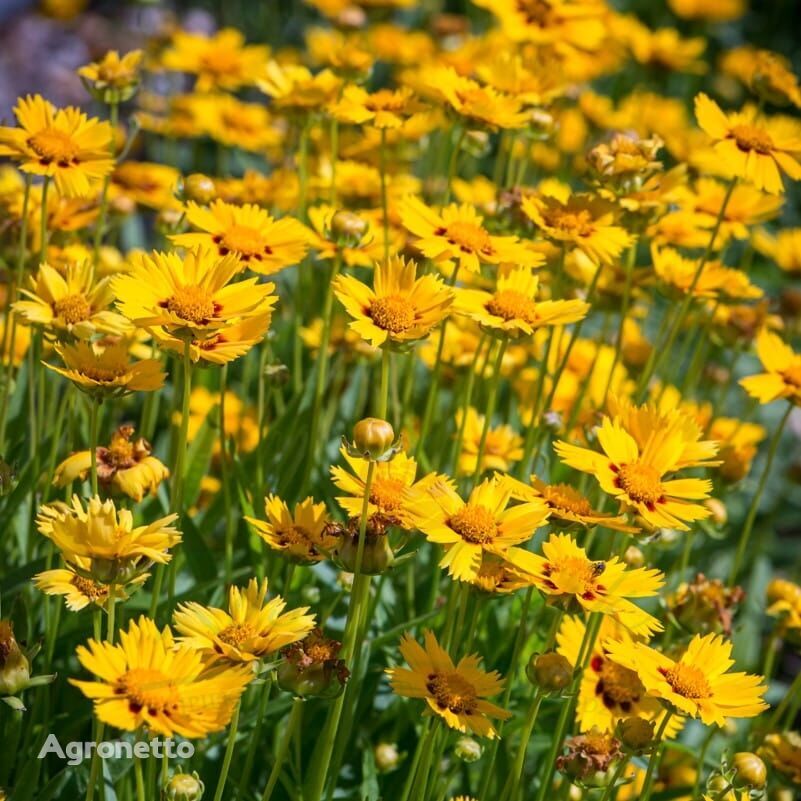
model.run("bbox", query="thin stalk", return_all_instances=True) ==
[597,756,629,801]
[501,690,544,801]
[398,719,435,801]
[471,337,508,486]
[89,397,100,495]
[449,334,487,473]
[601,241,636,402]
[260,698,304,801]
[211,701,240,801]
[379,128,390,263]
[238,675,273,795]
[518,327,554,477]
[92,102,119,269]
[220,365,235,583]
[639,711,673,801]
[377,347,390,420]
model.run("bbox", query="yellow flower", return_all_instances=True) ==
[739,328,801,405]
[54,425,169,502]
[668,0,744,21]
[78,50,143,102]
[605,633,767,725]
[14,261,128,340]
[626,22,706,74]
[161,28,269,92]
[183,387,259,456]
[510,533,664,637]
[110,161,182,211]
[245,495,334,564]
[112,247,275,340]
[753,227,801,273]
[455,407,523,476]
[258,62,342,110]
[722,46,801,109]
[709,418,766,482]
[172,200,310,275]
[173,578,315,664]
[0,313,30,367]
[766,578,801,635]
[334,255,453,349]
[330,85,423,129]
[412,476,550,582]
[45,340,165,398]
[386,630,510,738]
[0,94,114,196]
[399,196,541,274]
[454,267,589,339]
[694,93,801,194]
[307,205,399,268]
[71,616,252,737]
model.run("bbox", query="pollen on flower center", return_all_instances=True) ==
[426,671,478,714]
[543,484,593,516]
[366,90,406,112]
[616,463,663,505]
[165,285,217,324]
[54,294,92,325]
[543,208,594,237]
[220,224,269,258]
[80,359,128,383]
[106,436,135,467]
[442,221,491,253]
[116,667,178,712]
[306,641,338,662]
[217,622,254,647]
[369,477,406,512]
[71,574,107,602]
[28,128,80,164]
[547,555,602,595]
[659,663,711,699]
[517,0,552,25]
[486,289,538,323]
[594,657,644,709]
[782,363,801,388]
[369,295,415,333]
[278,525,311,547]
[449,504,498,544]
[730,124,774,154]
[200,50,240,76]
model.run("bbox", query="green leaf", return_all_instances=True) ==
[183,413,218,509]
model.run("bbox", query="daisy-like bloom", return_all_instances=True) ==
[258,62,342,111]
[555,414,715,531]
[0,94,114,196]
[557,616,680,736]
[521,192,633,266]
[173,578,315,664]
[510,533,664,637]
[399,196,541,275]
[171,201,310,275]
[44,340,165,398]
[412,476,550,582]
[722,46,801,110]
[77,49,143,102]
[766,578,801,636]
[330,85,424,129]
[198,94,284,154]
[110,161,182,211]
[739,328,801,405]
[709,418,766,483]
[504,474,638,533]
[184,386,259,456]
[14,261,128,340]
[694,93,801,195]
[37,496,180,580]
[112,247,275,341]
[245,495,336,564]
[386,630,511,738]
[71,616,253,738]
[455,407,523,476]
[469,553,530,595]
[53,425,169,502]
[161,28,269,92]
[334,256,453,349]
[605,633,768,725]
[759,731,801,785]
[454,267,589,339]
[754,227,801,273]
[625,23,706,74]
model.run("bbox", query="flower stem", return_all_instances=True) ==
[92,101,118,270]
[471,337,508,486]
[639,710,673,801]
[260,697,304,801]
[500,689,544,801]
[597,756,629,801]
[377,346,390,420]
[89,397,100,496]
[212,700,240,801]
[220,364,235,584]
[379,128,390,263]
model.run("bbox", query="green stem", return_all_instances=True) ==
[89,397,100,496]
[471,337,507,485]
[39,176,50,265]
[398,719,435,801]
[639,711,673,801]
[238,676,273,796]
[377,347,390,420]
[134,745,146,801]
[518,327,554,477]
[260,698,304,801]
[220,365,235,583]
[93,102,118,269]
[597,756,629,801]
[449,334,487,473]
[380,128,390,263]
[212,700,240,801]
[766,667,801,731]
[601,241,636,402]
[501,690,544,801]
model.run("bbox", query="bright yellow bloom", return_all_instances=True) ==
[173,578,315,664]
[605,633,768,725]
[172,201,310,275]
[334,256,453,349]
[110,161,181,211]
[330,85,423,129]
[722,46,801,109]
[245,496,334,564]
[709,417,766,482]
[625,22,706,74]
[739,328,801,405]
[455,407,523,476]
[0,94,113,196]
[184,387,259,456]
[258,62,342,110]
[766,578,801,635]
[78,50,143,101]
[753,227,801,273]
[668,0,744,21]
[455,267,589,339]
[386,630,510,738]
[694,93,801,194]
[196,94,284,153]
[71,616,252,737]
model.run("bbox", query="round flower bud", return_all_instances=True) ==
[704,498,727,526]
[0,620,31,696]
[336,527,394,575]
[454,736,483,763]
[526,651,572,693]
[331,210,368,241]
[163,772,204,801]
[617,717,654,752]
[623,545,644,568]
[183,173,216,205]
[352,418,395,460]
[276,629,349,700]
[731,752,767,790]
[374,742,399,772]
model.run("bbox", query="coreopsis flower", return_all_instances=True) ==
[184,386,259,455]
[605,633,768,725]
[722,47,801,109]
[694,93,801,194]
[330,85,424,129]
[399,196,541,275]
[197,94,284,153]
[14,261,128,340]
[454,267,589,339]
[245,495,335,564]
[510,533,664,636]
[666,574,744,637]
[625,22,707,74]
[667,0,744,21]
[557,616,680,736]
[754,227,801,273]
[759,731,801,784]
[258,62,342,111]
[587,132,663,187]
[455,407,523,476]
[469,554,530,595]
[766,578,801,636]
[78,49,143,103]
[37,496,180,583]
[0,94,114,196]
[739,328,801,405]
[386,630,511,738]
[521,191,633,266]
[277,629,349,699]
[171,201,310,275]
[112,247,275,341]
[709,418,766,482]
[334,256,453,349]
[412,475,550,582]
[110,161,182,211]
[161,28,269,92]
[53,425,169,501]
[173,578,315,664]
[71,616,252,737]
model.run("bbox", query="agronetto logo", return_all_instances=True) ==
[38,735,194,766]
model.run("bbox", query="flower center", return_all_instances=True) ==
[616,463,663,506]
[442,221,491,253]
[54,294,92,325]
[593,656,644,710]
[486,289,538,323]
[28,128,80,164]
[80,358,128,382]
[543,484,593,516]
[730,124,774,155]
[306,641,338,662]
[106,436,135,467]
[782,363,801,388]
[369,477,406,512]
[659,663,712,699]
[541,208,595,237]
[200,49,240,77]
[217,622,255,647]
[449,504,498,544]
[278,525,310,548]
[426,671,478,715]
[366,90,406,113]
[369,295,415,333]
[165,285,217,324]
[219,224,270,259]
[71,575,107,602]
[544,556,603,596]
[115,667,179,714]
[517,0,552,25]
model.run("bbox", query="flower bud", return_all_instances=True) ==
[454,736,483,763]
[183,174,217,205]
[352,418,395,460]
[330,210,368,242]
[556,730,622,788]
[0,459,16,497]
[374,742,399,772]
[617,717,654,752]
[731,752,767,790]
[0,621,31,696]
[335,517,395,575]
[623,545,644,568]
[526,651,572,693]
[163,772,204,801]
[704,498,727,525]
[276,629,349,700]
